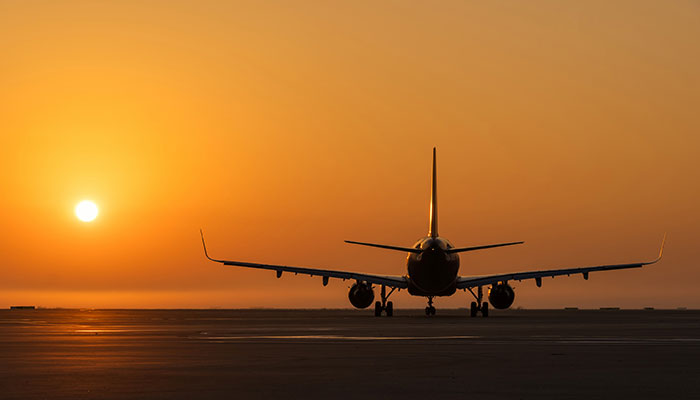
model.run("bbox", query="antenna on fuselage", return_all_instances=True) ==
[429,147,438,238]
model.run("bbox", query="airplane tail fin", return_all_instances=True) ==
[429,147,438,238]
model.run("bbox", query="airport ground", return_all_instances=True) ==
[1,309,699,399]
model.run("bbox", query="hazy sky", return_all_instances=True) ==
[1,1,699,308]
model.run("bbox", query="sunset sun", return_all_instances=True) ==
[75,200,98,222]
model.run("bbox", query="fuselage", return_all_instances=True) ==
[406,236,460,296]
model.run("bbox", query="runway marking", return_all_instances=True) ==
[557,338,700,344]
[195,335,481,341]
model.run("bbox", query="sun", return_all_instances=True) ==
[75,200,99,222]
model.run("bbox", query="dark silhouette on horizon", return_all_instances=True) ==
[201,148,665,317]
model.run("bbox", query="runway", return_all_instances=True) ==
[1,309,699,399]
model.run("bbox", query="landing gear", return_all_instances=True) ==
[467,286,490,317]
[470,301,478,317]
[374,285,396,317]
[425,297,436,316]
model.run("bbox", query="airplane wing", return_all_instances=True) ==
[200,230,408,288]
[456,235,665,289]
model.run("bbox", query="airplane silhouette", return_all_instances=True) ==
[201,148,664,317]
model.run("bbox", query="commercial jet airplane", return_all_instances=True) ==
[200,148,665,317]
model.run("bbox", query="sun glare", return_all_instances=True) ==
[75,200,98,222]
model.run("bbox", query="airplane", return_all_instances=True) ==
[200,148,665,317]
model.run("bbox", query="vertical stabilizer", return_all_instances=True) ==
[429,147,438,238]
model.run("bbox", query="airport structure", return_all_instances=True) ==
[201,149,664,317]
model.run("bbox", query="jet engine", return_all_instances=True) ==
[488,283,515,309]
[348,282,375,309]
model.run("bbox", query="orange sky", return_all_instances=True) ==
[1,1,699,308]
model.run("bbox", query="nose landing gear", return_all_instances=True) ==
[467,286,489,317]
[425,296,436,316]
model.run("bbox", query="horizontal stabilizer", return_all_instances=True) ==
[344,240,422,254]
[446,241,524,254]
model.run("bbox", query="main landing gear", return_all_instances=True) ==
[425,296,436,316]
[467,286,489,317]
[374,285,395,317]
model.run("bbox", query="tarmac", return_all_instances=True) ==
[1,309,699,399]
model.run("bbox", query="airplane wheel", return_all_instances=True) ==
[429,306,436,316]
[425,307,431,316]
[374,301,383,317]
[385,301,393,317]
[481,302,489,317]
[470,302,478,317]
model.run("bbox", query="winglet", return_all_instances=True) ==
[200,229,214,261]
[646,233,666,265]
[656,233,666,262]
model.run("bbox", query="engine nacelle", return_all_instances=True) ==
[348,282,375,309]
[488,283,515,309]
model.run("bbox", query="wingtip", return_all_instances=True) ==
[199,228,210,260]
[647,233,666,265]
[658,233,666,260]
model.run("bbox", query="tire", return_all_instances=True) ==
[374,301,383,317]
[481,302,489,318]
[470,302,478,317]
[385,301,393,317]
[425,307,431,316]
[430,306,436,316]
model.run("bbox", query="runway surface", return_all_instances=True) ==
[1,309,699,399]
